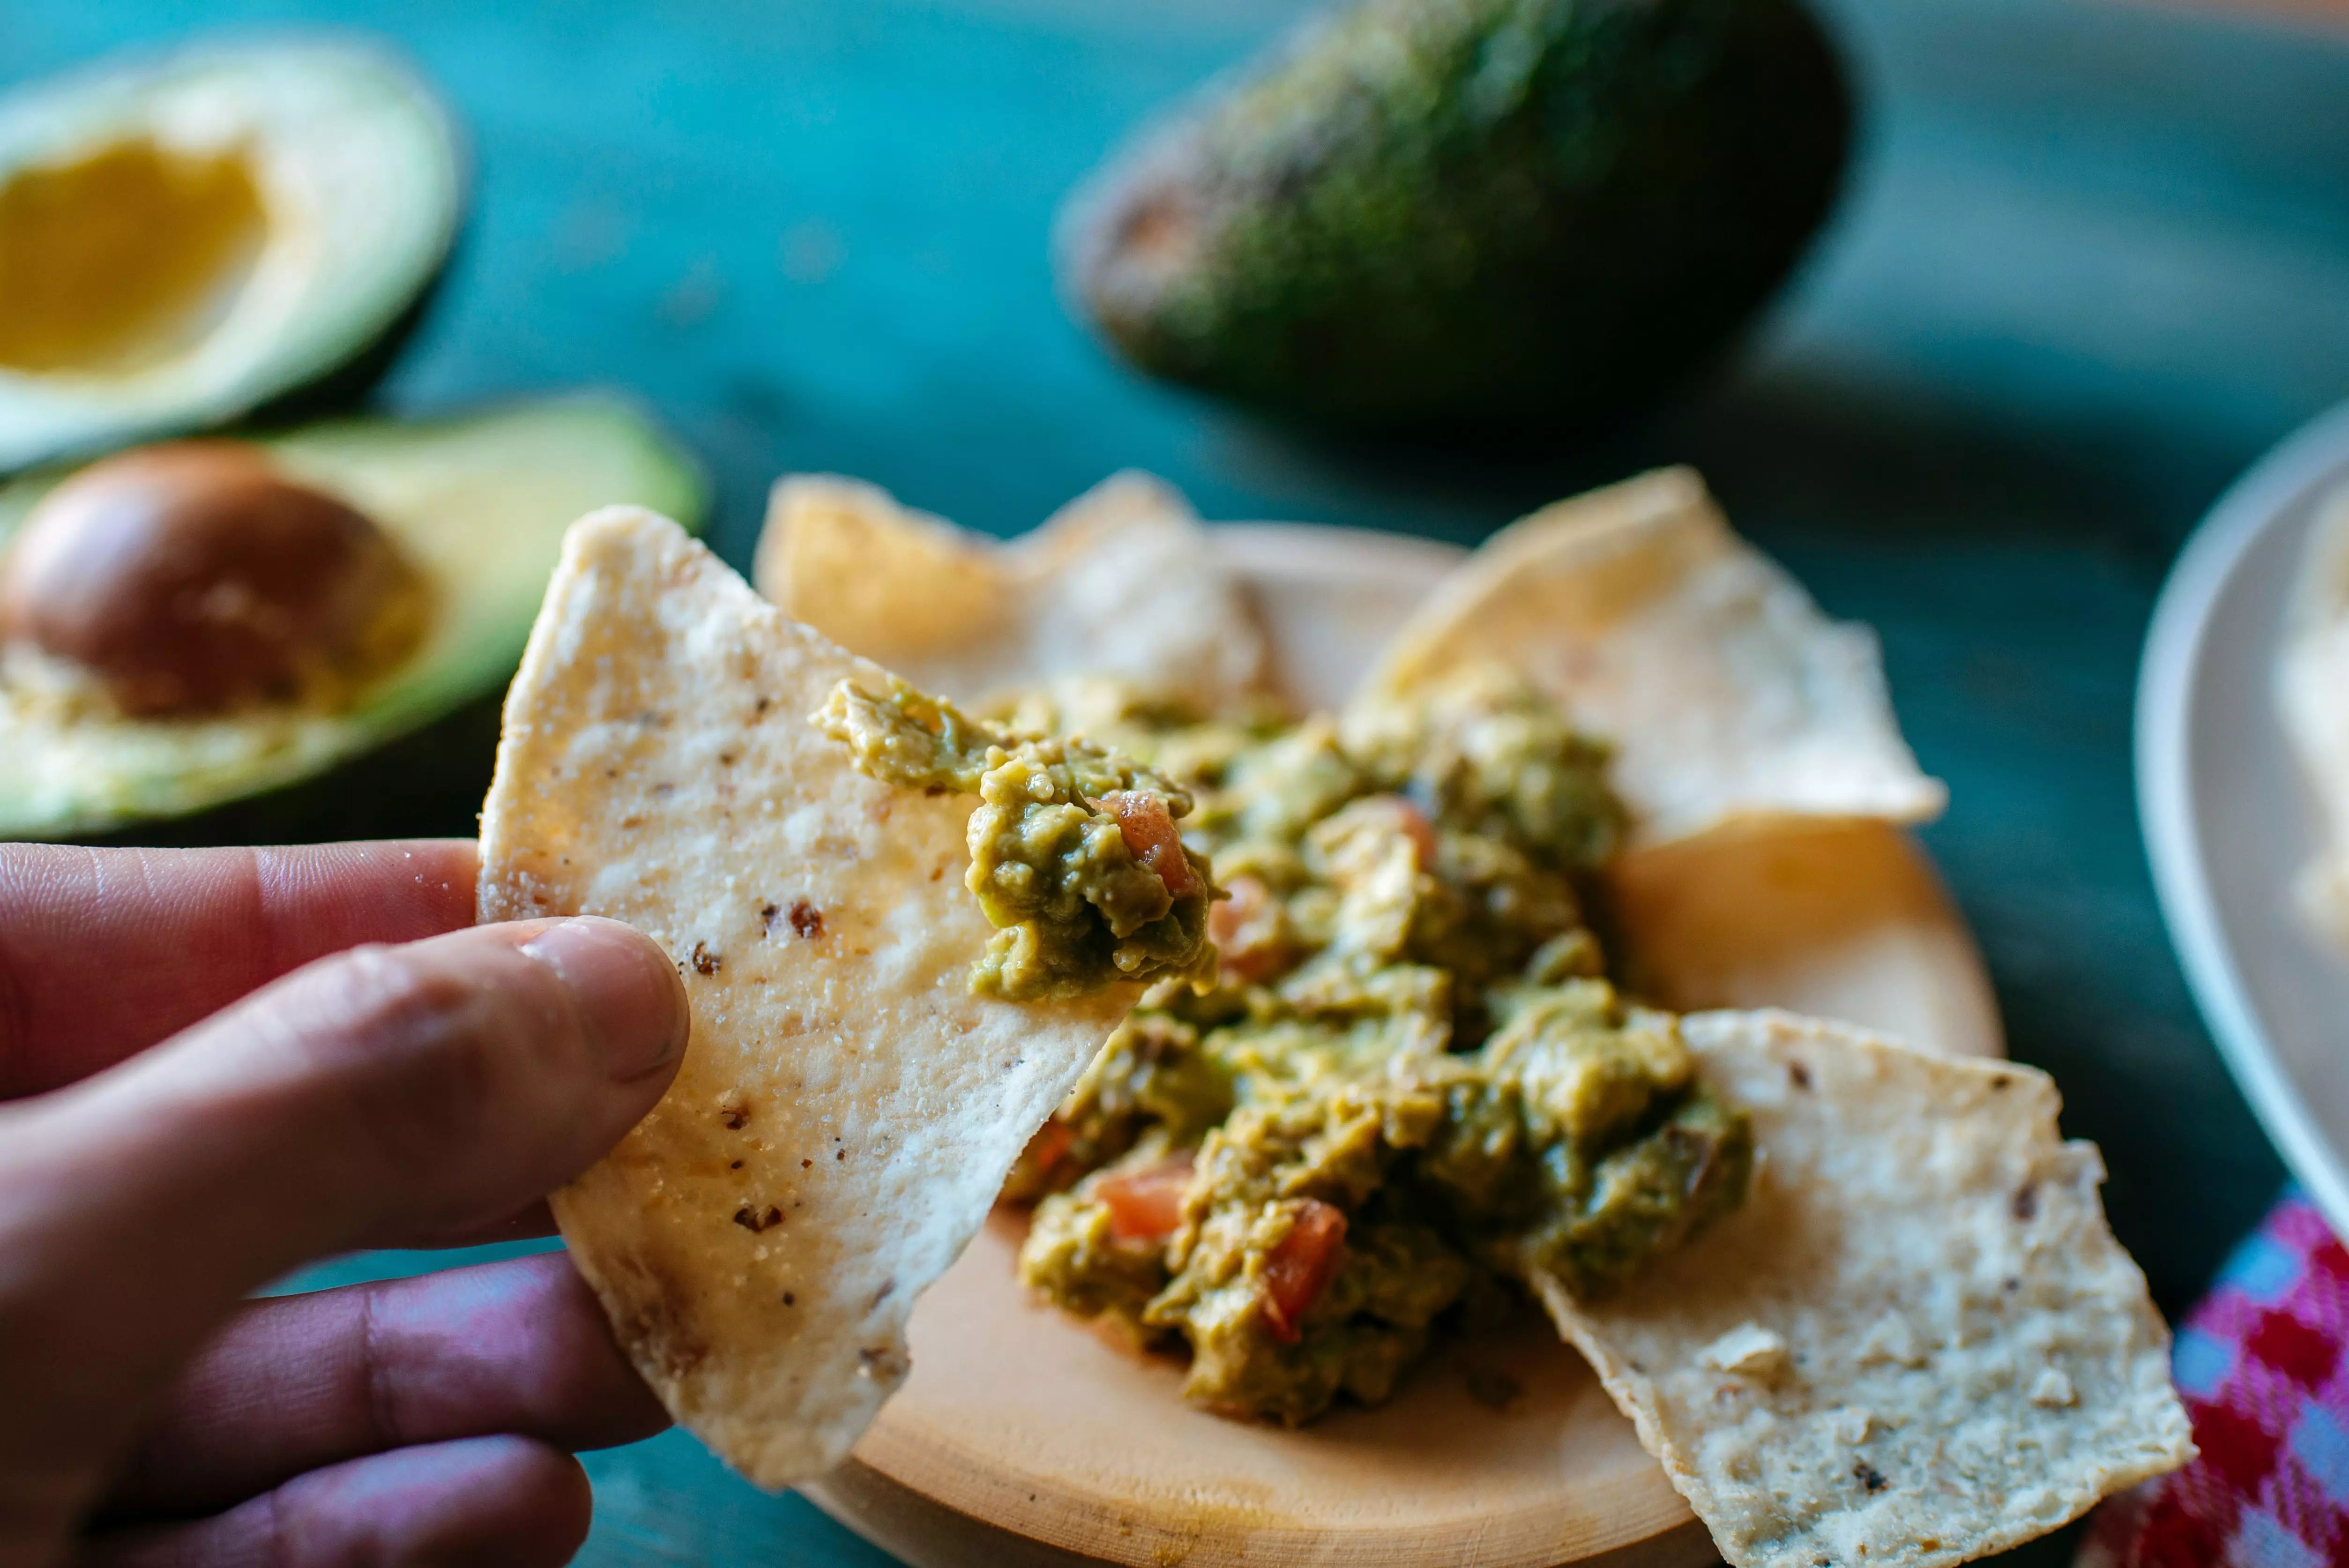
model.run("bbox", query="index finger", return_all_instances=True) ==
[0,840,477,1098]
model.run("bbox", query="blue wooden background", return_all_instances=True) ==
[10,0,2349,1560]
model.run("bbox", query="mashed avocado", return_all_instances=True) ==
[817,677,1219,1000]
[1005,668,1751,1424]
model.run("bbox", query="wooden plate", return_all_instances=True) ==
[802,523,2002,1568]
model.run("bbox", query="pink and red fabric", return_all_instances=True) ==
[2082,1192,2349,1568]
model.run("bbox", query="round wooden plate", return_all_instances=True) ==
[802,524,2002,1568]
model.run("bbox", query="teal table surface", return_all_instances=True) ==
[12,0,2349,1561]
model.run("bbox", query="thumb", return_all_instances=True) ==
[0,917,686,1550]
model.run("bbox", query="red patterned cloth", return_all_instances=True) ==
[2080,1191,2349,1568]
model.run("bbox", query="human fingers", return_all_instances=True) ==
[102,1254,664,1521]
[0,917,685,1565]
[394,1197,559,1251]
[0,840,478,1098]
[77,1436,591,1568]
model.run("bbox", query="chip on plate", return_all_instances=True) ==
[1538,1010,2192,1568]
[476,492,2183,1568]
[1367,467,1946,847]
[754,470,1268,709]
[478,506,1138,1486]
[2280,486,2349,950]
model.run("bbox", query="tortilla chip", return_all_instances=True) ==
[1536,1010,2191,1568]
[478,506,1137,1487]
[754,470,1268,709]
[2280,486,2349,950]
[1366,468,1946,847]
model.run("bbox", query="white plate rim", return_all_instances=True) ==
[2137,397,2349,1236]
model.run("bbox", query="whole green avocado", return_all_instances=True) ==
[1058,0,1852,431]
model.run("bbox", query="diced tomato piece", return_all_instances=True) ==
[1096,1153,1195,1245]
[1208,874,1259,949]
[1260,1198,1347,1344]
[1024,1118,1073,1177]
[1209,873,1284,982]
[1103,790,1202,899]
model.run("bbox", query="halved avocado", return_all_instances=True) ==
[0,38,461,472]
[0,395,706,839]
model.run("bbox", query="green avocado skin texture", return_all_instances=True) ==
[1065,0,1852,430]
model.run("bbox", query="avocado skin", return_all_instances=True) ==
[1061,0,1852,432]
[66,687,503,850]
[245,241,457,432]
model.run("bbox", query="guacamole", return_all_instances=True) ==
[818,677,1220,1000]
[1003,668,1752,1424]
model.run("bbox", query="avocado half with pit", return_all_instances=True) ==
[0,395,706,838]
[0,37,460,472]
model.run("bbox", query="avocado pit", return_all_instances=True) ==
[0,441,421,716]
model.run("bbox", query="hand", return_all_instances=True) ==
[0,841,692,1568]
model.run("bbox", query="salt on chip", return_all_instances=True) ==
[754,469,1268,709]
[1536,1010,2192,1568]
[2279,485,2349,951]
[1366,467,1946,847]
[479,506,1137,1487]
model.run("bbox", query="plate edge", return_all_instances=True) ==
[2136,397,2349,1237]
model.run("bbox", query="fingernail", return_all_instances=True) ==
[521,918,689,1081]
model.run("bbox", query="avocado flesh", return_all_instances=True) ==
[0,39,460,472]
[1061,0,1851,432]
[0,396,707,839]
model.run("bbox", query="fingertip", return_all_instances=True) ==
[78,1437,591,1568]
[102,1254,668,1521]
[517,917,690,1083]
[15,909,693,1337]
[298,1436,591,1568]
[393,1436,593,1568]
[369,1251,671,1455]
